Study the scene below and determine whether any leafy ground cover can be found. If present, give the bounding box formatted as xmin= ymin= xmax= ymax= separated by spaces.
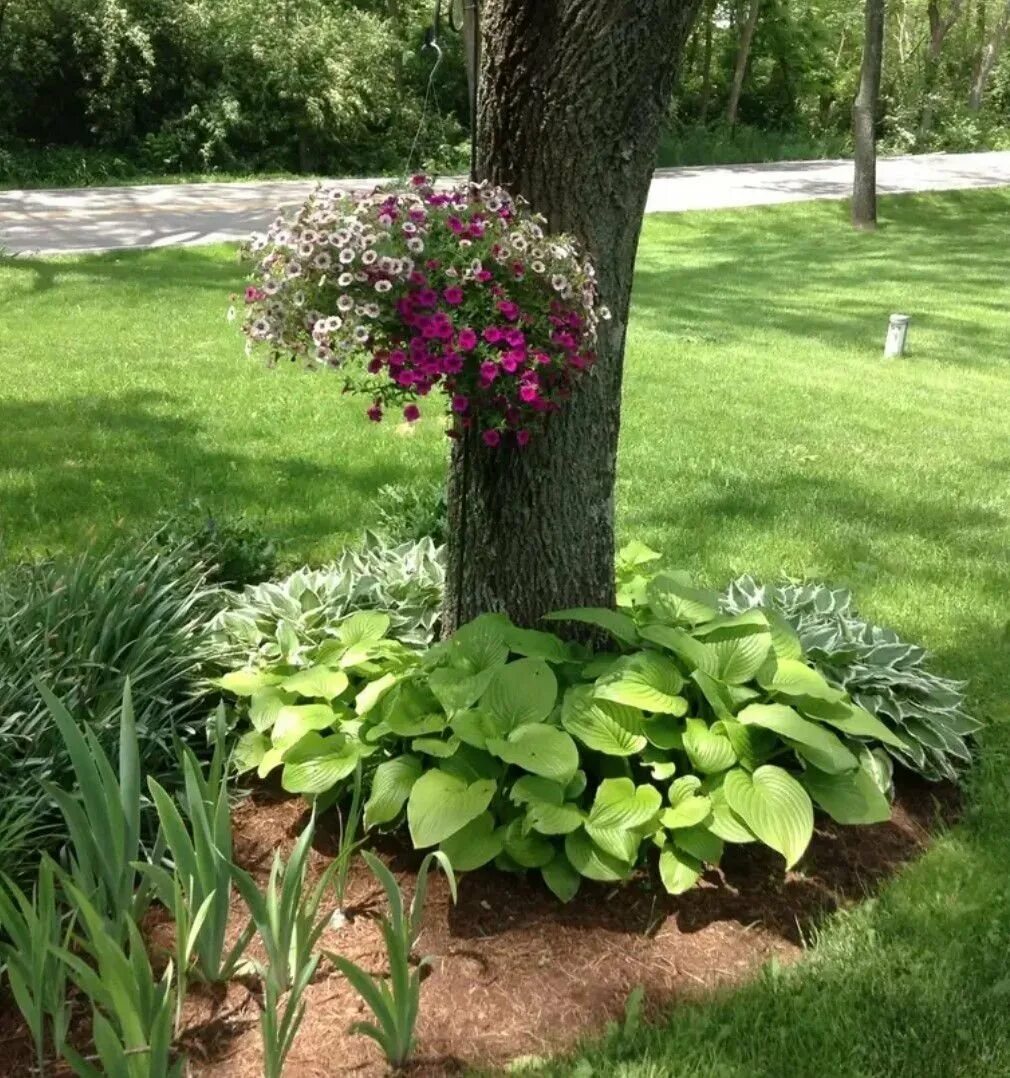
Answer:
xmin=1 ymin=189 xmax=1009 ymax=1074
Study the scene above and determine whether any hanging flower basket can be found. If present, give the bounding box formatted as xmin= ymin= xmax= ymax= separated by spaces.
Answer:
xmin=238 ymin=176 xmax=610 ymax=447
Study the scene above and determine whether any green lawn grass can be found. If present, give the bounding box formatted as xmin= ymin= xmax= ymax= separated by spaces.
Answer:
xmin=3 ymin=189 xmax=1010 ymax=1075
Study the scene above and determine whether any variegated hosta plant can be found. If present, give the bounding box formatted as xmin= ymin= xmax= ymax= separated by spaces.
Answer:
xmin=719 ymin=575 xmax=981 ymax=781
xmin=217 ymin=548 xmax=923 ymax=902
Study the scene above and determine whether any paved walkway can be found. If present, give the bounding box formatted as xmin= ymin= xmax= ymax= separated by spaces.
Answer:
xmin=3 ymin=151 xmax=1009 ymax=255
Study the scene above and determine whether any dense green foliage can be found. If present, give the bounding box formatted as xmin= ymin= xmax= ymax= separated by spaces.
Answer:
xmin=5 ymin=0 xmax=1010 ymax=185
xmin=0 ymin=0 xmax=467 ymax=185
xmin=722 ymin=576 xmax=982 ymax=780
xmin=0 ymin=540 xmax=216 ymax=883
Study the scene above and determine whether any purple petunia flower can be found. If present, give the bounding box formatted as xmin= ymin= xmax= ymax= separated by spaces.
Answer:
xmin=403 ymin=404 xmax=421 ymax=422
xmin=482 ymin=429 xmax=501 ymax=447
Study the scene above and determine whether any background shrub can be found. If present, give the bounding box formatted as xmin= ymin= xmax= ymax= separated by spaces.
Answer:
xmin=369 ymin=480 xmax=447 ymax=545
xmin=0 ymin=538 xmax=218 ymax=883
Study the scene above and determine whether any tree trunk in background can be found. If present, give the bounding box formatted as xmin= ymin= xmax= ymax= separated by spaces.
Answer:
xmin=919 ymin=0 xmax=964 ymax=141
xmin=852 ymin=0 xmax=886 ymax=230
xmin=699 ymin=0 xmax=716 ymax=123
xmin=969 ymin=0 xmax=1010 ymax=109
xmin=442 ymin=0 xmax=703 ymax=634
xmin=461 ymin=0 xmax=481 ymax=154
xmin=726 ymin=0 xmax=762 ymax=127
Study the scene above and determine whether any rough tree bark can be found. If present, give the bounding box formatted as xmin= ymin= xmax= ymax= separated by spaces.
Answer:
xmin=852 ymin=0 xmax=886 ymax=230
xmin=726 ymin=0 xmax=762 ymax=127
xmin=969 ymin=0 xmax=1010 ymax=109
xmin=442 ymin=0 xmax=703 ymax=634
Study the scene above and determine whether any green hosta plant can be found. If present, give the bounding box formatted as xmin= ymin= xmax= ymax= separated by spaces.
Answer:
xmin=721 ymin=575 xmax=982 ymax=781
xmin=210 ymin=533 xmax=444 ymax=659
xmin=327 ymin=851 xmax=456 ymax=1069
xmin=218 ymin=610 xmax=418 ymax=797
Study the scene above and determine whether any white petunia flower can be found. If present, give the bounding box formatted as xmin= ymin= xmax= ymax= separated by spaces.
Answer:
xmin=362 ymin=249 xmax=378 ymax=265
xmin=375 ymin=280 xmax=392 ymax=293
xmin=339 ymin=248 xmax=355 ymax=264
xmin=337 ymin=294 xmax=354 ymax=312
xmin=338 ymin=272 xmax=353 ymax=287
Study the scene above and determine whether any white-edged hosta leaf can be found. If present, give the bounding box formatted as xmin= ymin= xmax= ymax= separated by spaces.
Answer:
xmin=486 ymin=723 xmax=579 ymax=784
xmin=724 ymin=765 xmax=814 ymax=868
xmin=683 ymin=718 xmax=737 ymax=774
xmin=407 ymin=771 xmax=496 ymax=848
xmin=593 ymin=652 xmax=687 ymax=715
xmin=737 ymin=703 xmax=858 ymax=774
xmin=483 ymin=659 xmax=558 ymax=729
xmin=364 ymin=754 xmax=423 ymax=828
xmin=561 ymin=685 xmax=647 ymax=756
xmin=439 ymin=812 xmax=503 ymax=871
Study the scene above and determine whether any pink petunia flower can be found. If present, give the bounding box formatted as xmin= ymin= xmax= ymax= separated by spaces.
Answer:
xmin=458 ymin=327 xmax=478 ymax=351
xmin=516 ymin=429 xmax=531 ymax=447
xmin=482 ymin=429 xmax=501 ymax=447
xmin=444 ymin=285 xmax=464 ymax=306
xmin=451 ymin=394 xmax=469 ymax=413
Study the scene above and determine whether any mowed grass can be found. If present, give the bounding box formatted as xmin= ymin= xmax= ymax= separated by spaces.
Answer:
xmin=3 ymin=189 xmax=1010 ymax=1075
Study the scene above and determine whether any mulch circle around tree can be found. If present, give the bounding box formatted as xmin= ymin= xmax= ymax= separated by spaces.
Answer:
xmin=0 ymin=777 xmax=959 ymax=1077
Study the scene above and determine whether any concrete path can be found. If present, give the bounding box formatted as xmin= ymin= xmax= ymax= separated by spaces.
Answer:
xmin=3 ymin=151 xmax=1009 ymax=255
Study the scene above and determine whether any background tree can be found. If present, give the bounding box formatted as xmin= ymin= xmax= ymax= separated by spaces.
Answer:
xmin=442 ymin=0 xmax=703 ymax=631
xmin=852 ymin=0 xmax=886 ymax=229
xmin=727 ymin=0 xmax=764 ymax=126
xmin=969 ymin=0 xmax=1010 ymax=108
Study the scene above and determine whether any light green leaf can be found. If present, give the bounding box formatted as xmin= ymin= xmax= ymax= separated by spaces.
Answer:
xmin=737 ymin=703 xmax=858 ymax=774
xmin=364 ymin=755 xmax=423 ymax=828
xmin=724 ymin=766 xmax=814 ymax=868
xmin=280 ymin=734 xmax=363 ymax=795
xmin=215 ymin=668 xmax=280 ymax=697
xmin=448 ymin=614 xmax=511 ymax=673
xmin=661 ymin=776 xmax=712 ymax=829
xmin=640 ymin=623 xmax=710 ymax=670
xmin=564 ymin=830 xmax=631 ymax=882
xmin=338 ymin=610 xmax=390 ymax=646
xmin=767 ymin=610 xmax=803 ymax=660
xmin=407 ymin=771 xmax=497 ymax=848
xmin=706 ymin=779 xmax=757 ymax=843
xmin=673 ymin=826 xmax=724 ymax=864
xmin=428 ymin=666 xmax=496 ymax=716
xmin=233 ymin=731 xmax=269 ymax=774
xmin=585 ymin=778 xmax=661 ymax=861
xmin=249 ymin=686 xmax=294 ymax=732
xmin=691 ymin=670 xmax=736 ymax=721
xmin=819 ymin=705 xmax=910 ymax=750
xmin=802 ymin=763 xmax=892 ymax=825
xmin=691 ymin=610 xmax=770 ymax=641
xmin=504 ymin=626 xmax=574 ymax=663
xmin=544 ymin=607 xmax=640 ymax=647
xmin=594 ymin=652 xmax=687 ymax=715
xmin=483 ymin=659 xmax=558 ymax=730
xmin=257 ymin=746 xmax=285 ymax=779
xmin=720 ymin=717 xmax=778 ymax=771
xmin=617 ymin=540 xmax=662 ymax=569
xmin=561 ymin=685 xmax=647 ymax=756
xmin=760 ymin=658 xmax=848 ymax=708
xmin=526 ymin=801 xmax=585 ymax=835
xmin=504 ymin=820 xmax=555 ymax=868
xmin=683 ymin=718 xmax=737 ymax=774
xmin=411 ymin=735 xmax=460 ymax=759
xmin=646 ymin=573 xmax=720 ymax=626
xmin=510 ymin=775 xmax=565 ymax=806
xmin=355 ymin=672 xmax=400 ymax=715
xmin=450 ymin=709 xmax=500 ymax=749
xmin=439 ymin=812 xmax=503 ymax=871
xmin=541 ymin=854 xmax=581 ymax=902
xmin=281 ymin=665 xmax=349 ymax=701
xmin=641 ymin=715 xmax=683 ymax=749
xmin=486 ymin=723 xmax=579 ymax=784
xmin=272 ymin=704 xmax=338 ymax=751
xmin=659 ymin=847 xmax=703 ymax=894
xmin=701 ymin=631 xmax=772 ymax=685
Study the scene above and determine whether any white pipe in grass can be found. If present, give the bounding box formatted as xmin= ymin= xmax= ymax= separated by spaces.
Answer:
xmin=885 ymin=314 xmax=910 ymax=358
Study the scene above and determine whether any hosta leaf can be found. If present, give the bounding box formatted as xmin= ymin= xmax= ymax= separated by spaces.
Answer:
xmin=249 ymin=686 xmax=294 ymax=732
xmin=640 ymin=624 xmax=710 ymax=670
xmin=541 ymin=853 xmax=581 ymax=903
xmin=355 ymin=672 xmax=400 ymax=715
xmin=593 ymin=652 xmax=688 ymax=715
xmin=428 ymin=666 xmax=496 ymax=716
xmin=659 ymin=847 xmax=702 ymax=894
xmin=450 ymin=709 xmax=500 ymax=749
xmin=690 ymin=670 xmax=737 ymax=721
xmin=337 ymin=611 xmax=390 ymax=646
xmin=257 ymin=746 xmax=285 ymax=780
xmin=641 ymin=716 xmax=684 ymax=750
xmin=272 ymin=704 xmax=338 ymax=751
xmin=215 ymin=668 xmax=281 ymax=697
xmin=233 ymin=731 xmax=269 ymax=774
xmin=484 ymin=659 xmax=558 ymax=729
xmin=564 ymin=829 xmax=631 ymax=882
xmin=683 ymin=718 xmax=737 ymax=774
xmin=526 ymin=801 xmax=585 ymax=835
xmin=486 ymin=723 xmax=579 ymax=784
xmin=510 ymin=775 xmax=565 ymax=806
xmin=439 ymin=812 xmax=503 ymax=871
xmin=706 ymin=779 xmax=757 ymax=844
xmin=802 ymin=763 xmax=891 ymax=825
xmin=819 ymin=705 xmax=910 ymax=750
xmin=662 ymin=776 xmax=712 ymax=829
xmin=544 ymin=607 xmax=640 ymax=647
xmin=673 ymin=826 xmax=724 ymax=864
xmin=761 ymin=658 xmax=848 ymax=708
xmin=617 ymin=540 xmax=662 ymax=570
xmin=364 ymin=754 xmax=422 ymax=828
xmin=724 ymin=766 xmax=814 ymax=868
xmin=767 ymin=609 xmax=803 ymax=661
xmin=737 ymin=703 xmax=858 ymax=774
xmin=701 ymin=632 xmax=772 ymax=685
xmin=585 ymin=778 xmax=661 ymax=861
xmin=448 ymin=614 xmax=511 ymax=672
xmin=646 ymin=573 xmax=720 ymax=626
xmin=504 ymin=626 xmax=575 ymax=663
xmin=411 ymin=735 xmax=460 ymax=759
xmin=281 ymin=665 xmax=350 ymax=701
xmin=281 ymin=733 xmax=363 ymax=795
xmin=561 ymin=685 xmax=647 ymax=756
xmin=407 ymin=771 xmax=496 ymax=848
xmin=504 ymin=820 xmax=555 ymax=868
xmin=565 ymin=770 xmax=588 ymax=800
xmin=720 ymin=718 xmax=777 ymax=771
xmin=692 ymin=611 xmax=770 ymax=641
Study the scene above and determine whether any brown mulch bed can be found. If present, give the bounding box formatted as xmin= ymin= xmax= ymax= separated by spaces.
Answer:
xmin=0 ymin=777 xmax=959 ymax=1077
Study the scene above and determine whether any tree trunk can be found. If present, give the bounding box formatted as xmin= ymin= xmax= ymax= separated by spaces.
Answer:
xmin=969 ymin=0 xmax=1010 ymax=109
xmin=726 ymin=0 xmax=762 ymax=127
xmin=442 ymin=0 xmax=703 ymax=634
xmin=699 ymin=0 xmax=716 ymax=123
xmin=852 ymin=0 xmax=886 ymax=230
xmin=919 ymin=0 xmax=964 ymax=141
xmin=461 ymin=0 xmax=481 ymax=173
